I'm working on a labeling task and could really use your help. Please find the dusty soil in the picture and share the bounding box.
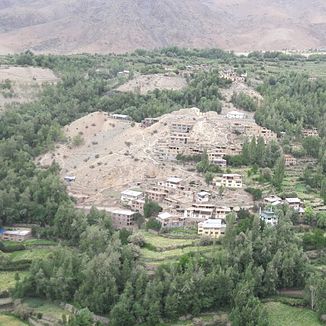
[0,65,59,111]
[116,74,187,94]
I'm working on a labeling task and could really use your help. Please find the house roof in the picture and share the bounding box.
[285,198,302,204]
[121,189,143,197]
[4,229,31,236]
[158,212,172,220]
[199,219,226,228]
[166,177,183,183]
[197,191,210,197]
[264,195,282,203]
[222,174,242,178]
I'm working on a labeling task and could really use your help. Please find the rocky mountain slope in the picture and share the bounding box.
[0,0,325,54]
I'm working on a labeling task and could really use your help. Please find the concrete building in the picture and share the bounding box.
[284,155,297,167]
[198,219,226,238]
[159,177,183,189]
[303,128,318,137]
[110,114,132,121]
[170,121,194,134]
[285,198,304,212]
[264,195,283,206]
[141,118,159,128]
[1,228,32,242]
[130,199,145,213]
[184,203,215,220]
[196,191,211,203]
[156,212,185,228]
[215,174,242,188]
[260,208,278,226]
[121,189,143,203]
[106,208,137,229]
[227,110,246,119]
[145,189,168,202]
[214,206,231,219]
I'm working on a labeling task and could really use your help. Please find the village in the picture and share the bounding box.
[55,106,309,240]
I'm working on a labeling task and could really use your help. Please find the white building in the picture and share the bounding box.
[227,111,246,119]
[198,219,226,238]
[260,208,278,226]
[159,177,183,189]
[285,198,304,212]
[156,212,185,228]
[264,195,283,206]
[214,206,231,219]
[196,191,211,203]
[215,174,242,188]
[121,189,143,203]
[1,229,32,242]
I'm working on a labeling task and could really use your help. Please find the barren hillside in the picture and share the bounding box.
[0,65,59,111]
[0,0,325,54]
[37,108,265,207]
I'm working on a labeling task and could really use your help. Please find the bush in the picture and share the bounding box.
[71,134,84,147]
[128,233,145,247]
[146,218,161,232]
[245,187,263,200]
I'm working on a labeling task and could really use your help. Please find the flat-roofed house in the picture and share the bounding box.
[121,189,143,203]
[214,206,231,219]
[303,128,318,137]
[284,155,297,167]
[156,212,185,228]
[198,219,226,238]
[1,228,32,242]
[106,208,137,229]
[184,203,215,220]
[196,191,211,203]
[227,110,246,119]
[215,174,242,188]
[130,199,145,213]
[260,208,278,226]
[264,195,283,206]
[110,114,132,121]
[170,121,194,134]
[145,189,168,202]
[159,177,183,189]
[285,198,304,212]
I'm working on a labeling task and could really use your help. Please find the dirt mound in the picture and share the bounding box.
[0,65,59,111]
[117,74,187,94]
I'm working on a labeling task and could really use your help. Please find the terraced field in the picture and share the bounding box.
[265,302,322,326]
[0,314,27,326]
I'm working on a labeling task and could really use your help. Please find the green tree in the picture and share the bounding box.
[143,200,162,218]
[272,156,285,189]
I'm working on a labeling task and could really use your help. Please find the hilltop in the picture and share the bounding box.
[0,0,325,54]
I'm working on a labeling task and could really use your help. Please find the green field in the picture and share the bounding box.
[265,302,322,326]
[142,232,195,249]
[0,314,28,326]
[22,298,69,319]
[0,272,28,292]
[141,245,218,261]
[8,247,53,261]
[162,312,229,326]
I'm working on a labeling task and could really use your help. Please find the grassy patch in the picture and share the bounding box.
[265,302,322,326]
[0,314,28,326]
[161,312,229,325]
[0,272,28,291]
[8,248,53,261]
[22,298,69,319]
[141,245,219,261]
[23,239,57,247]
[142,232,194,249]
